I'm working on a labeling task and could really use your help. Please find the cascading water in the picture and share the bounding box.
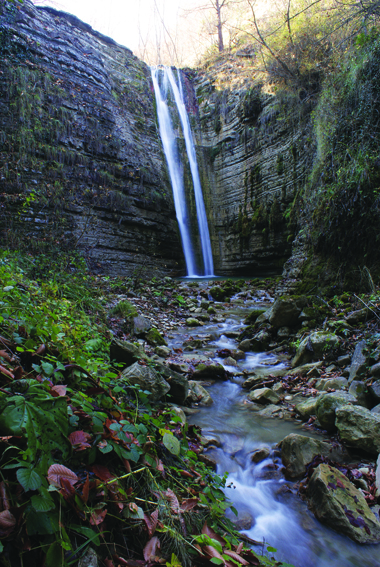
[151,67,197,277]
[151,66,214,277]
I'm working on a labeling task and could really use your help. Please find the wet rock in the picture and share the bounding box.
[222,435,245,455]
[345,308,370,325]
[224,356,238,367]
[289,361,323,377]
[121,362,170,402]
[316,391,359,432]
[198,453,217,469]
[336,354,351,367]
[257,404,284,418]
[268,297,304,328]
[154,362,188,405]
[277,326,291,338]
[209,286,227,301]
[248,388,280,405]
[192,362,226,380]
[242,374,265,389]
[146,328,168,347]
[295,396,321,419]
[368,379,380,405]
[307,463,380,543]
[231,349,245,361]
[272,382,285,394]
[251,447,271,463]
[370,362,380,377]
[230,508,254,531]
[292,332,340,368]
[348,340,367,383]
[187,381,213,406]
[169,406,187,424]
[250,330,272,351]
[110,338,147,367]
[131,315,152,336]
[168,361,190,374]
[314,377,348,391]
[280,433,347,479]
[154,345,171,358]
[244,308,267,324]
[186,318,201,327]
[200,434,221,448]
[335,405,380,454]
[238,339,253,352]
[371,404,380,415]
[349,380,370,407]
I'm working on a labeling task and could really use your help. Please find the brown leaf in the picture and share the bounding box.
[91,464,114,482]
[202,522,226,545]
[0,350,12,364]
[68,430,92,451]
[163,489,180,514]
[0,482,10,511]
[0,509,16,530]
[203,545,224,561]
[32,344,46,356]
[82,474,90,504]
[143,509,159,537]
[105,559,115,567]
[236,542,243,555]
[90,508,107,525]
[143,536,161,562]
[47,464,79,488]
[223,550,249,565]
[0,365,14,381]
[51,385,67,397]
[180,498,199,512]
[13,366,24,380]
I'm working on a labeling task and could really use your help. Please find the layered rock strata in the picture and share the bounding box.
[0,0,182,274]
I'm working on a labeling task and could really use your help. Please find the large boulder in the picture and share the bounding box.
[248,388,280,405]
[292,332,340,368]
[307,463,380,543]
[110,339,147,367]
[129,315,152,336]
[368,378,380,405]
[281,433,347,479]
[348,340,367,383]
[145,328,167,347]
[250,330,272,351]
[192,362,226,381]
[268,297,305,328]
[315,391,359,432]
[121,362,170,402]
[295,396,321,420]
[335,405,380,455]
[153,362,188,405]
[187,381,213,406]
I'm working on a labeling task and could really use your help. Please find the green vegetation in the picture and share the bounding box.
[0,251,292,567]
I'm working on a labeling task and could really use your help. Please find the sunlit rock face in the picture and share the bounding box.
[0,0,183,275]
[190,68,315,276]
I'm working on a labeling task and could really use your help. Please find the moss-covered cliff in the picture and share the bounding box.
[0,0,183,275]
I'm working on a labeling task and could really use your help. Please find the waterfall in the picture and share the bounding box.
[151,66,214,277]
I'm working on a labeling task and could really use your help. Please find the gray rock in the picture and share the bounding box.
[251,447,271,463]
[277,326,291,338]
[370,362,380,377]
[348,340,367,383]
[281,433,347,479]
[78,547,98,567]
[368,379,380,406]
[250,330,272,351]
[238,339,253,352]
[110,339,146,367]
[292,332,340,368]
[192,362,226,380]
[345,308,370,325]
[290,361,323,377]
[257,404,285,418]
[169,406,187,424]
[336,354,351,367]
[187,381,213,406]
[153,362,188,405]
[295,396,320,419]
[371,404,380,415]
[186,318,201,327]
[335,405,380,454]
[268,297,305,328]
[316,391,359,432]
[314,377,348,391]
[349,380,370,407]
[248,388,280,405]
[307,463,380,543]
[154,345,171,358]
[121,362,170,401]
[130,315,152,336]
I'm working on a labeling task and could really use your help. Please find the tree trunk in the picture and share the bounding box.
[216,0,224,51]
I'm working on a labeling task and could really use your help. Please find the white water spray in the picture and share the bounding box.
[151,66,214,277]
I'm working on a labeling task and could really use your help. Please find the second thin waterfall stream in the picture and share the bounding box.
[151,66,214,278]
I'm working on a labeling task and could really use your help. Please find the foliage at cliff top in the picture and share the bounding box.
[0,251,293,567]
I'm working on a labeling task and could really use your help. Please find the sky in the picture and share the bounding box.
[32,0,190,56]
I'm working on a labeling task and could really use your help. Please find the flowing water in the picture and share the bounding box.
[168,289,380,567]
[151,66,214,277]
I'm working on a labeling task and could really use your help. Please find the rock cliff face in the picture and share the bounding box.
[0,0,183,275]
[189,66,314,276]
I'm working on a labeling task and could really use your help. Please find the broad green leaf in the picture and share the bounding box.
[17,466,42,491]
[45,541,64,567]
[163,432,180,456]
[99,442,113,454]
[267,546,277,553]
[31,491,55,512]
[41,361,55,376]
[70,525,100,546]
[210,559,224,565]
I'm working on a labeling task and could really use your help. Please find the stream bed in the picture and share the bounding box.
[168,288,380,567]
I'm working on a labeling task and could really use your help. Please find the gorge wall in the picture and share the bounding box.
[0,0,183,275]
[188,62,314,276]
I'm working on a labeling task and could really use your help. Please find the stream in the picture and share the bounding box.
[168,284,380,567]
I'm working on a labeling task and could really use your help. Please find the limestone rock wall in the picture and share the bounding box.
[0,0,183,275]
[190,69,315,276]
